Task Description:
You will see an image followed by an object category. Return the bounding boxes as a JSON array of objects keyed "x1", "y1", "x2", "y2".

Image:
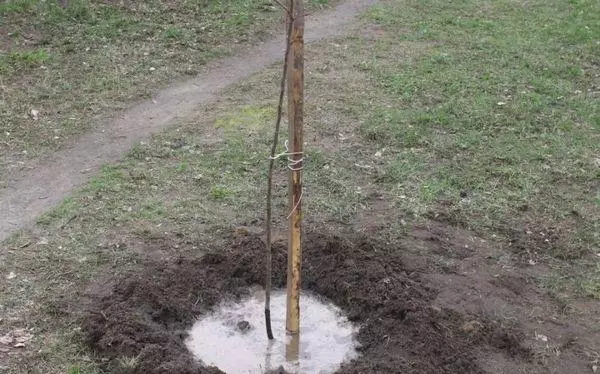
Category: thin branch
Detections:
[
  {"x1": 272, "y1": 0, "x2": 291, "y2": 15},
  {"x1": 265, "y1": 3, "x2": 294, "y2": 341}
]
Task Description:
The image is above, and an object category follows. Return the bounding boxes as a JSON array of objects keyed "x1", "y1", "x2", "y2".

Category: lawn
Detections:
[
  {"x1": 0, "y1": 0, "x2": 327, "y2": 185},
  {"x1": 0, "y1": 0, "x2": 598, "y2": 372}
]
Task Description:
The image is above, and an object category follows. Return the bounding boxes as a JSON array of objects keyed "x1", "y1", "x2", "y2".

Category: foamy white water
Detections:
[{"x1": 185, "y1": 289, "x2": 359, "y2": 373}]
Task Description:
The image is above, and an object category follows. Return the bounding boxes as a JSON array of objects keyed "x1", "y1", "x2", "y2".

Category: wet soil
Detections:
[{"x1": 80, "y1": 230, "x2": 565, "y2": 374}]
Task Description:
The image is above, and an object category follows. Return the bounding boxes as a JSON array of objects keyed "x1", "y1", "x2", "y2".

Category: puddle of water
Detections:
[{"x1": 185, "y1": 289, "x2": 359, "y2": 373}]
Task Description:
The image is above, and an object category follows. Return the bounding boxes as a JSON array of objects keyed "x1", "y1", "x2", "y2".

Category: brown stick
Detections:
[
  {"x1": 285, "y1": 0, "x2": 304, "y2": 340},
  {"x1": 265, "y1": 8, "x2": 294, "y2": 341}
]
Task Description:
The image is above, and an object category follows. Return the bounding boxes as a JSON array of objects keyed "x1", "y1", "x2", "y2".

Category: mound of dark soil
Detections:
[{"x1": 82, "y1": 232, "x2": 530, "y2": 373}]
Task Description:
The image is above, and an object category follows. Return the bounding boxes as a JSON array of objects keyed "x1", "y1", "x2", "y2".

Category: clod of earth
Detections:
[{"x1": 236, "y1": 320, "x2": 251, "y2": 333}]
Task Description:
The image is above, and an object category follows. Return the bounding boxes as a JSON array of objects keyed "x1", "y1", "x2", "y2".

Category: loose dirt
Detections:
[
  {"x1": 0, "y1": 0, "x2": 377, "y2": 243},
  {"x1": 79, "y1": 229, "x2": 593, "y2": 374}
]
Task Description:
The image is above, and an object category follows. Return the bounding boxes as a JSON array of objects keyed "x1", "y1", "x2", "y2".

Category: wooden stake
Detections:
[{"x1": 285, "y1": 0, "x2": 304, "y2": 340}]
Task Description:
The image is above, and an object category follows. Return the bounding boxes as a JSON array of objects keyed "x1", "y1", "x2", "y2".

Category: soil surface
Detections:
[
  {"x1": 0, "y1": 0, "x2": 376, "y2": 243},
  {"x1": 80, "y1": 228, "x2": 595, "y2": 374}
]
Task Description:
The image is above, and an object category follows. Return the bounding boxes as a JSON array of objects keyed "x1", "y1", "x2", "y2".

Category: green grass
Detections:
[
  {"x1": 0, "y1": 0, "x2": 37, "y2": 13},
  {"x1": 5, "y1": 49, "x2": 51, "y2": 64},
  {"x1": 357, "y1": 0, "x2": 599, "y2": 256},
  {"x1": 0, "y1": 0, "x2": 331, "y2": 185},
  {"x1": 352, "y1": 0, "x2": 599, "y2": 297},
  {"x1": 581, "y1": 265, "x2": 600, "y2": 299},
  {"x1": 0, "y1": 0, "x2": 598, "y2": 371}
]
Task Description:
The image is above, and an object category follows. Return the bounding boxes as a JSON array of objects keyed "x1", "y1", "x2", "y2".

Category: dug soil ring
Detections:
[{"x1": 82, "y1": 232, "x2": 531, "y2": 373}]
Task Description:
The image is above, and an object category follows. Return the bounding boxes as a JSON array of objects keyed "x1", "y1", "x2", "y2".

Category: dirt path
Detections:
[{"x1": 0, "y1": 0, "x2": 376, "y2": 243}]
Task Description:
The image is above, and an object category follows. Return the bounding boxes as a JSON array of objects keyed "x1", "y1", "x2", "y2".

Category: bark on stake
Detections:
[{"x1": 285, "y1": 0, "x2": 304, "y2": 359}]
